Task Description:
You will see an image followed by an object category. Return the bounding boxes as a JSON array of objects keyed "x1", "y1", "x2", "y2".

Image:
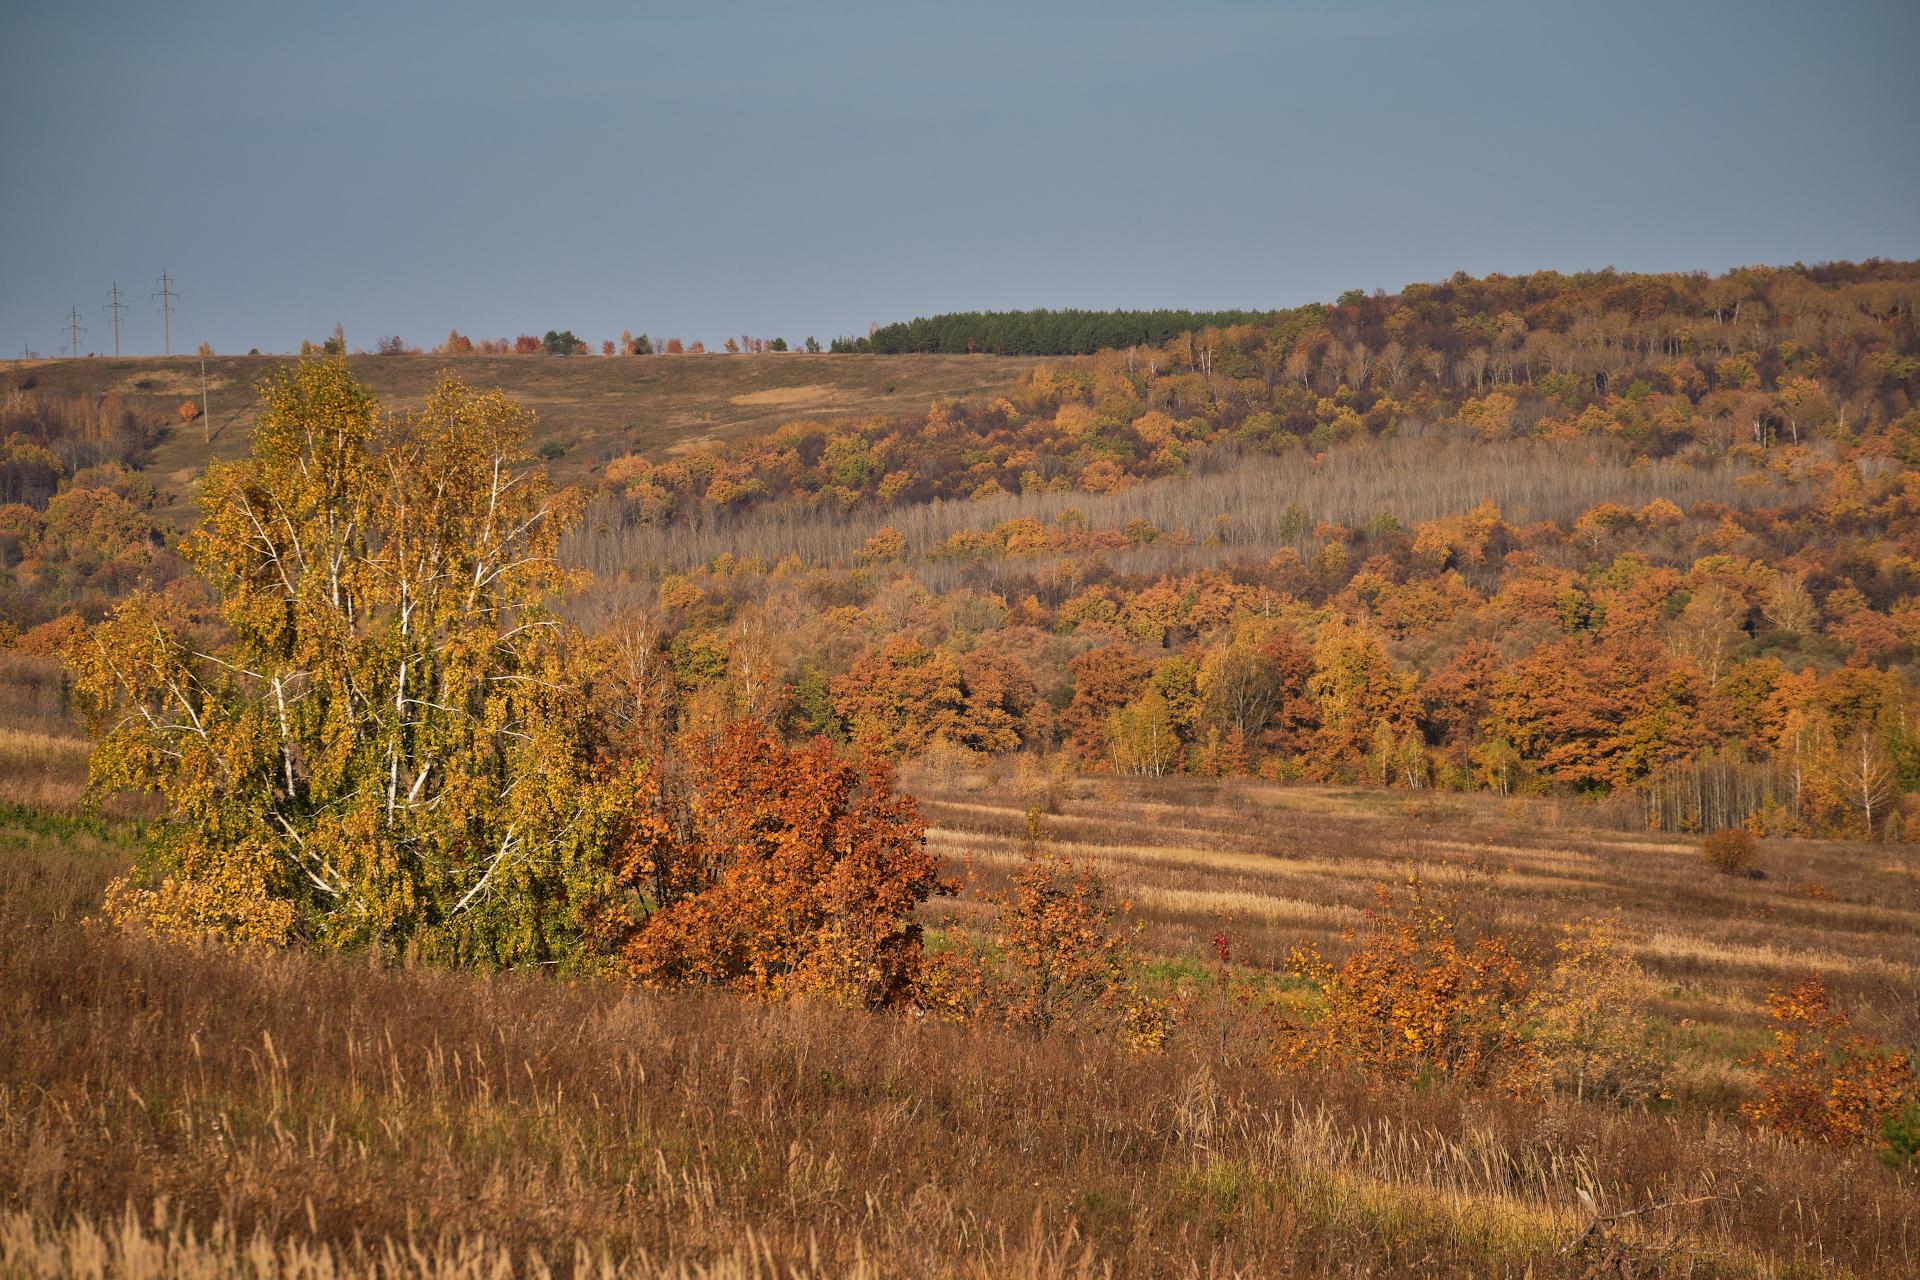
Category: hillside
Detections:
[
  {"x1": 4, "y1": 261, "x2": 1920, "y2": 1276},
  {"x1": 1, "y1": 350, "x2": 1042, "y2": 513}
]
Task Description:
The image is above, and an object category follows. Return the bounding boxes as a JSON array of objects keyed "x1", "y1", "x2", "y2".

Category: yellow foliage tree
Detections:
[{"x1": 70, "y1": 361, "x2": 611, "y2": 965}]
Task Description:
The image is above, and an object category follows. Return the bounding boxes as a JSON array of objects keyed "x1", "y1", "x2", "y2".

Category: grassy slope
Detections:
[
  {"x1": 5, "y1": 665, "x2": 1919, "y2": 1275},
  {"x1": 905, "y1": 767, "x2": 1920, "y2": 1077},
  {"x1": 3, "y1": 808, "x2": 1917, "y2": 1278},
  {"x1": 3, "y1": 351, "x2": 1042, "y2": 519}
]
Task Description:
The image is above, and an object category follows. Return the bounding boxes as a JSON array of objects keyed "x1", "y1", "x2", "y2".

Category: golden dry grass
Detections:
[
  {"x1": 0, "y1": 1205, "x2": 1108, "y2": 1280},
  {"x1": 2, "y1": 352, "x2": 1043, "y2": 526},
  {"x1": 0, "y1": 727, "x2": 89, "y2": 811},
  {"x1": 0, "y1": 654, "x2": 92, "y2": 811},
  {"x1": 3, "y1": 812, "x2": 1916, "y2": 1280},
  {"x1": 904, "y1": 766, "x2": 1920, "y2": 1049},
  {"x1": 726, "y1": 383, "x2": 842, "y2": 407}
]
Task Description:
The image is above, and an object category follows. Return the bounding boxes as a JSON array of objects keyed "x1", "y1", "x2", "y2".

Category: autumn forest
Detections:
[{"x1": 5, "y1": 261, "x2": 1920, "y2": 1277}]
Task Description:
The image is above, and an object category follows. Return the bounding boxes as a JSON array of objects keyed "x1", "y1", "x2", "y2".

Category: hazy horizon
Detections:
[{"x1": 5, "y1": 0, "x2": 1918, "y2": 358}]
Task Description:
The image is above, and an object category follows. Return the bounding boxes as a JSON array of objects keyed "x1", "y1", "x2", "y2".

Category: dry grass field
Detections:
[
  {"x1": 1, "y1": 352, "x2": 1041, "y2": 522},
  {"x1": 905, "y1": 765, "x2": 1920, "y2": 1095},
  {"x1": 3, "y1": 713, "x2": 1918, "y2": 1275},
  {"x1": 0, "y1": 656, "x2": 90, "y2": 814},
  {"x1": 3, "y1": 805, "x2": 1919, "y2": 1279}
]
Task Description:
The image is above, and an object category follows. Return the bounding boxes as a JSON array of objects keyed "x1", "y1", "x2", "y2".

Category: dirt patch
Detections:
[{"x1": 728, "y1": 384, "x2": 841, "y2": 408}]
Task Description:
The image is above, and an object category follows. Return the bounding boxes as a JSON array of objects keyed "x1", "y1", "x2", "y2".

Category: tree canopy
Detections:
[{"x1": 72, "y1": 361, "x2": 609, "y2": 964}]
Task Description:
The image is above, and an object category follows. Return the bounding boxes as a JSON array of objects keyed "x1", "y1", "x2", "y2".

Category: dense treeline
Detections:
[
  {"x1": 577, "y1": 260, "x2": 1920, "y2": 837},
  {"x1": 863, "y1": 307, "x2": 1281, "y2": 355}
]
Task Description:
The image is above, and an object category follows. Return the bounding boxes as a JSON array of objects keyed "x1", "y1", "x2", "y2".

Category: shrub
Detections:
[
  {"x1": 616, "y1": 722, "x2": 949, "y2": 1008},
  {"x1": 1281, "y1": 875, "x2": 1535, "y2": 1090},
  {"x1": 919, "y1": 809, "x2": 1168, "y2": 1049},
  {"x1": 1742, "y1": 978, "x2": 1920, "y2": 1149},
  {"x1": 1884, "y1": 1103, "x2": 1920, "y2": 1172},
  {"x1": 1700, "y1": 827, "x2": 1758, "y2": 875},
  {"x1": 993, "y1": 809, "x2": 1144, "y2": 1035},
  {"x1": 1522, "y1": 915, "x2": 1667, "y2": 1105}
]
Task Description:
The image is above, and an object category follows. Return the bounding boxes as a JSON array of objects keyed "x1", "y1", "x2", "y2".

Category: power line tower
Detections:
[
  {"x1": 154, "y1": 270, "x2": 176, "y2": 356},
  {"x1": 66, "y1": 305, "x2": 86, "y2": 358},
  {"x1": 105, "y1": 282, "x2": 126, "y2": 356}
]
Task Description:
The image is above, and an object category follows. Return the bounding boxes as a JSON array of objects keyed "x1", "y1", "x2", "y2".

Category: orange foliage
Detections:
[
  {"x1": 1700, "y1": 827, "x2": 1758, "y2": 874},
  {"x1": 922, "y1": 811, "x2": 1168, "y2": 1049},
  {"x1": 616, "y1": 722, "x2": 950, "y2": 1007},
  {"x1": 1488, "y1": 638, "x2": 1710, "y2": 789},
  {"x1": 1059, "y1": 643, "x2": 1153, "y2": 764},
  {"x1": 1282, "y1": 876, "x2": 1534, "y2": 1089},
  {"x1": 1741, "y1": 978, "x2": 1920, "y2": 1147},
  {"x1": 830, "y1": 636, "x2": 1036, "y2": 759}
]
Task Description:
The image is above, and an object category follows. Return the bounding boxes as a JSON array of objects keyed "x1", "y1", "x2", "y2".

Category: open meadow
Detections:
[
  {"x1": 3, "y1": 721, "x2": 1919, "y2": 1276},
  {"x1": 906, "y1": 765, "x2": 1920, "y2": 1092},
  {"x1": 3, "y1": 351, "x2": 1041, "y2": 522}
]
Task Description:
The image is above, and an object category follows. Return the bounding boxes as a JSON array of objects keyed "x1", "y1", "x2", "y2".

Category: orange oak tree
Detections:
[{"x1": 616, "y1": 721, "x2": 949, "y2": 1007}]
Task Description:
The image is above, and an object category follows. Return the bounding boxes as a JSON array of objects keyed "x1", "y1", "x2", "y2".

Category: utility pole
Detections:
[
  {"x1": 105, "y1": 282, "x2": 126, "y2": 356},
  {"x1": 200, "y1": 354, "x2": 211, "y2": 442},
  {"x1": 154, "y1": 270, "x2": 176, "y2": 356},
  {"x1": 66, "y1": 305, "x2": 85, "y2": 358}
]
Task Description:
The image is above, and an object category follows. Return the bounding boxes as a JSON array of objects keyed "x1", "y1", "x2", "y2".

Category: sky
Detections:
[{"x1": 3, "y1": 0, "x2": 1918, "y2": 358}]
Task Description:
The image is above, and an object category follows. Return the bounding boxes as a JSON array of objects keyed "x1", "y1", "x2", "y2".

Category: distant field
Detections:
[
  {"x1": 1, "y1": 351, "x2": 1042, "y2": 514},
  {"x1": 905, "y1": 766, "x2": 1920, "y2": 1079}
]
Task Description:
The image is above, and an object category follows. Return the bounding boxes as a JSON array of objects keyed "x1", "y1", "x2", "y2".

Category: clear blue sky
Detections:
[{"x1": 4, "y1": 0, "x2": 1917, "y2": 358}]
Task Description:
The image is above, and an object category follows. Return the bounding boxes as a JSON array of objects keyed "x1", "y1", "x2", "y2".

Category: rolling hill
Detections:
[{"x1": 1, "y1": 350, "x2": 1043, "y2": 511}]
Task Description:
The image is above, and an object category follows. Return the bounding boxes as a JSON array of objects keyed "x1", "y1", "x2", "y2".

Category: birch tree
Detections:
[{"x1": 71, "y1": 360, "x2": 612, "y2": 964}]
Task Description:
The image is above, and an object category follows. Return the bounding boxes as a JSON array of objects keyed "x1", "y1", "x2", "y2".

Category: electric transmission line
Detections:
[
  {"x1": 105, "y1": 282, "x2": 126, "y2": 356},
  {"x1": 154, "y1": 270, "x2": 177, "y2": 356}
]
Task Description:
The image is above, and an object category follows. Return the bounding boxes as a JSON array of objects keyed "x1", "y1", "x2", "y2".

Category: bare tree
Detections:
[
  {"x1": 1377, "y1": 341, "x2": 1410, "y2": 391},
  {"x1": 1845, "y1": 728, "x2": 1898, "y2": 839}
]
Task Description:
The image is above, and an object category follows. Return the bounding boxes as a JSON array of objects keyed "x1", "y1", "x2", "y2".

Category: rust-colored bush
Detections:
[
  {"x1": 1282, "y1": 875, "x2": 1535, "y2": 1090},
  {"x1": 1741, "y1": 978, "x2": 1920, "y2": 1149},
  {"x1": 1700, "y1": 827, "x2": 1759, "y2": 875},
  {"x1": 616, "y1": 721, "x2": 949, "y2": 1007},
  {"x1": 920, "y1": 809, "x2": 1169, "y2": 1049},
  {"x1": 992, "y1": 810, "x2": 1165, "y2": 1043}
]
